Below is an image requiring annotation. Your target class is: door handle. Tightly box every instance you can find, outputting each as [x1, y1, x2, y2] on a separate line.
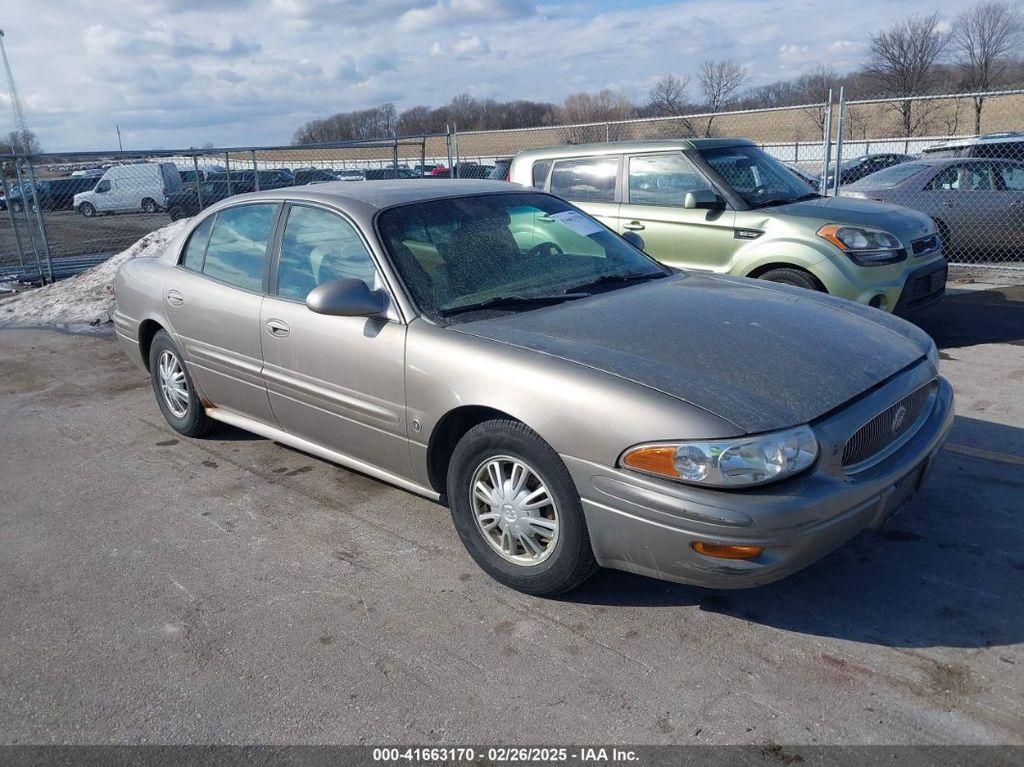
[1010, 200, 1024, 208]
[623, 221, 646, 231]
[166, 289, 184, 306]
[265, 319, 290, 338]
[943, 200, 957, 208]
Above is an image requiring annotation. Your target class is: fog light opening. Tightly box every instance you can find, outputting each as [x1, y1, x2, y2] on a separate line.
[869, 294, 885, 309]
[691, 541, 765, 560]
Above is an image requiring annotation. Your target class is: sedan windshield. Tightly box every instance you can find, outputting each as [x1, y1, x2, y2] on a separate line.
[377, 192, 667, 321]
[700, 145, 818, 207]
[846, 162, 929, 190]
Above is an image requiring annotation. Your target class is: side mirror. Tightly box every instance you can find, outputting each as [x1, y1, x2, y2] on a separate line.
[621, 231, 646, 251]
[683, 189, 722, 210]
[306, 278, 388, 317]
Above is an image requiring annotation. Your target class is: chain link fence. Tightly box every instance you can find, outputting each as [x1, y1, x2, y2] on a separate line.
[3, 88, 1022, 285]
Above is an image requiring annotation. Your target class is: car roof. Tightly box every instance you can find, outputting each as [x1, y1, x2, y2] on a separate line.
[215, 179, 528, 210]
[923, 131, 1024, 151]
[512, 138, 755, 161]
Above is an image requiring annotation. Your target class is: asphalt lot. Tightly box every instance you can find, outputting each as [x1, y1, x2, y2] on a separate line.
[1, 210, 171, 265]
[1, 282, 1022, 746]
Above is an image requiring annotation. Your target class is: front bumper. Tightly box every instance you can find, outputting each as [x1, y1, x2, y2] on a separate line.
[564, 368, 954, 589]
[892, 259, 947, 315]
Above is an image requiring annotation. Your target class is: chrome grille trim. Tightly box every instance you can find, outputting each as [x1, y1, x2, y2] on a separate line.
[912, 233, 941, 257]
[842, 380, 937, 473]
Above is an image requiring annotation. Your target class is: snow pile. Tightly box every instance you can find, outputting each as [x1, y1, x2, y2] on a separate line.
[0, 219, 191, 327]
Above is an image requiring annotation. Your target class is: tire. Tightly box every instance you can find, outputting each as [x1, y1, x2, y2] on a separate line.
[79, 202, 95, 218]
[148, 330, 212, 438]
[757, 267, 823, 292]
[11, 199, 24, 213]
[141, 198, 158, 214]
[447, 419, 598, 596]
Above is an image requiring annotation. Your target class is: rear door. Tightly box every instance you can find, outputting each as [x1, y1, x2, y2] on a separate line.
[162, 203, 279, 423]
[546, 155, 621, 230]
[994, 161, 1024, 251]
[620, 151, 736, 270]
[259, 203, 410, 476]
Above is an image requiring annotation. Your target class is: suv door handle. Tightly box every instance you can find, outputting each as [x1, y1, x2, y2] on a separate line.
[265, 319, 290, 338]
[166, 289, 184, 306]
[623, 221, 646, 231]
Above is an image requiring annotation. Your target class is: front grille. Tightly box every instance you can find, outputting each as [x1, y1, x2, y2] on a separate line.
[842, 381, 935, 470]
[912, 233, 940, 257]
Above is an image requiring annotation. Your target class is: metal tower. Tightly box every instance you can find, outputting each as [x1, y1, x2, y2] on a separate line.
[0, 29, 33, 151]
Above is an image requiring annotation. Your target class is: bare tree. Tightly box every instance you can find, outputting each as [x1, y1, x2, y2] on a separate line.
[557, 89, 636, 143]
[0, 129, 41, 155]
[648, 74, 690, 115]
[866, 12, 950, 135]
[953, 1, 1024, 133]
[699, 60, 748, 136]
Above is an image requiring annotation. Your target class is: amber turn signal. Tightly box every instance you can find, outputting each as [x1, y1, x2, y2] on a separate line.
[691, 541, 765, 560]
[620, 445, 680, 478]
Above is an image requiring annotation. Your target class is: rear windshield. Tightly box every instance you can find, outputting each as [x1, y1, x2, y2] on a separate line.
[846, 162, 929, 190]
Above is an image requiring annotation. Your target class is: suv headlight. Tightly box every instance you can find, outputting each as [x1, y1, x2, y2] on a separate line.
[620, 425, 818, 488]
[818, 224, 906, 266]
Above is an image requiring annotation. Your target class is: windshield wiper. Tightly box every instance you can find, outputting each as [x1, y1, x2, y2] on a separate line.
[438, 293, 586, 318]
[561, 271, 667, 295]
[756, 192, 823, 208]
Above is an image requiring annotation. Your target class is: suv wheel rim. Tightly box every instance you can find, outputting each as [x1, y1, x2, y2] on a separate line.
[470, 455, 559, 566]
[157, 350, 189, 418]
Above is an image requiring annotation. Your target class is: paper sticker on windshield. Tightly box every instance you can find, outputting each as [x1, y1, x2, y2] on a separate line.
[548, 210, 604, 236]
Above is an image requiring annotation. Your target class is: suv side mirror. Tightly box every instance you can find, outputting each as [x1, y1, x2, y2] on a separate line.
[306, 278, 388, 317]
[683, 189, 723, 209]
[621, 231, 646, 251]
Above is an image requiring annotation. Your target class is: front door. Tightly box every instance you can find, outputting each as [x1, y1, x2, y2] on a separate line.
[619, 152, 736, 271]
[162, 203, 279, 423]
[260, 203, 410, 477]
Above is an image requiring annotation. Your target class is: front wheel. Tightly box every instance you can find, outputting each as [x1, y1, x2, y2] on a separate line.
[11, 200, 24, 213]
[79, 202, 96, 218]
[447, 419, 598, 596]
[148, 330, 212, 437]
[757, 267, 823, 292]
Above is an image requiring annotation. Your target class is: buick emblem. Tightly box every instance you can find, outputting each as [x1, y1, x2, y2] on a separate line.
[891, 405, 908, 434]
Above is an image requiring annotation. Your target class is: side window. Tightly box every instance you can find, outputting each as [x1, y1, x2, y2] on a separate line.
[628, 153, 713, 205]
[202, 204, 276, 291]
[181, 216, 215, 271]
[927, 166, 962, 191]
[549, 157, 618, 203]
[531, 160, 552, 189]
[964, 164, 993, 191]
[277, 205, 376, 301]
[997, 162, 1024, 192]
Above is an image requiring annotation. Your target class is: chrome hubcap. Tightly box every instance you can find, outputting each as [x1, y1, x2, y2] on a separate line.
[471, 456, 559, 566]
[157, 350, 189, 418]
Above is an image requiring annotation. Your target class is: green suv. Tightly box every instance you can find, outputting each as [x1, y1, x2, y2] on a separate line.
[508, 139, 947, 314]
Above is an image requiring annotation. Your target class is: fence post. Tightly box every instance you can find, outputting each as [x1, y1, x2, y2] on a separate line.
[392, 141, 398, 172]
[606, 123, 611, 142]
[832, 87, 846, 198]
[250, 150, 259, 190]
[820, 90, 833, 196]
[794, 141, 799, 163]
[192, 155, 204, 210]
[12, 160, 45, 282]
[420, 137, 426, 177]
[0, 170, 27, 268]
[224, 152, 233, 194]
[452, 123, 460, 178]
[23, 158, 55, 283]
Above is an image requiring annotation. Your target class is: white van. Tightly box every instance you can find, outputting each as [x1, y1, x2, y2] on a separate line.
[74, 162, 182, 217]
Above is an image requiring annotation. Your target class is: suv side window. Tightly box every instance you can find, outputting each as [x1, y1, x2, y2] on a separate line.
[181, 215, 215, 271]
[531, 160, 552, 189]
[549, 156, 619, 203]
[628, 153, 713, 205]
[202, 204, 277, 291]
[276, 205, 377, 301]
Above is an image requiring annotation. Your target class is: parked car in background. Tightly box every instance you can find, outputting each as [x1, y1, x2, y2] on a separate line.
[207, 169, 296, 193]
[490, 158, 513, 181]
[510, 139, 946, 314]
[7, 177, 97, 212]
[414, 164, 439, 176]
[783, 162, 819, 188]
[364, 168, 420, 180]
[74, 163, 182, 217]
[294, 168, 340, 185]
[112, 180, 952, 595]
[820, 153, 915, 190]
[178, 167, 224, 184]
[921, 131, 1024, 160]
[166, 180, 236, 220]
[841, 157, 1024, 260]
[335, 169, 366, 182]
[72, 168, 105, 179]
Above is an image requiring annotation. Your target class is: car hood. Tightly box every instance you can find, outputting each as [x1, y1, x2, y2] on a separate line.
[768, 195, 935, 245]
[453, 273, 931, 434]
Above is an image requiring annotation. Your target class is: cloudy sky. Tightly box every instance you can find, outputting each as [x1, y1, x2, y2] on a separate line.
[1, 0, 977, 152]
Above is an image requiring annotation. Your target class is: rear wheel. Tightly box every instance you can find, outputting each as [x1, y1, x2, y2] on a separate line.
[757, 267, 823, 292]
[141, 198, 158, 214]
[447, 419, 598, 596]
[79, 202, 95, 218]
[149, 330, 212, 437]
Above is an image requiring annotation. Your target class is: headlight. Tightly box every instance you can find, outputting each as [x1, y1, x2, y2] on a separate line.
[620, 425, 818, 488]
[818, 224, 906, 266]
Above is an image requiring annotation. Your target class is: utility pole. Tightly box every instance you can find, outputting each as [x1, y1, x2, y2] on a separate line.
[116, 124, 123, 152]
[0, 29, 30, 151]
